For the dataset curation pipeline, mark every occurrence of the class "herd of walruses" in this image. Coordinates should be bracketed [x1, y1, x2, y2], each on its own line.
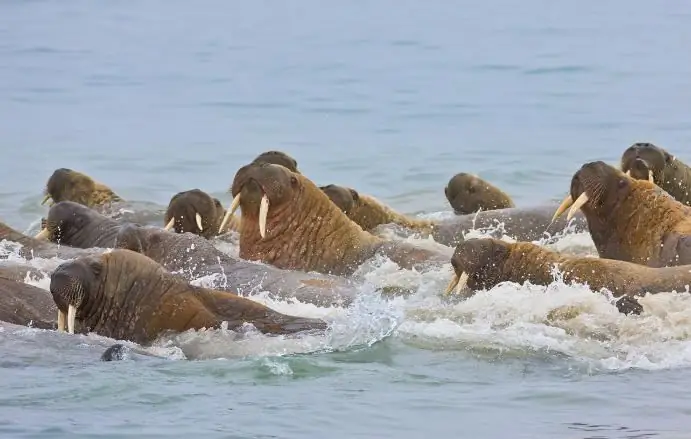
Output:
[2, 142, 691, 360]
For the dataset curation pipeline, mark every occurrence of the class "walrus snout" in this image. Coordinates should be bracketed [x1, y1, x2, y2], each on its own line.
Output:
[445, 238, 511, 296]
[50, 263, 90, 334]
[164, 189, 218, 238]
[320, 184, 358, 214]
[36, 201, 90, 242]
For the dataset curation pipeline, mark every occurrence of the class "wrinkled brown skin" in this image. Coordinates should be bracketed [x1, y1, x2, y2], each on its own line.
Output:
[44, 168, 122, 209]
[38, 204, 362, 306]
[0, 262, 46, 283]
[164, 189, 237, 238]
[620, 142, 691, 206]
[0, 219, 103, 261]
[320, 184, 435, 233]
[569, 161, 691, 267]
[430, 204, 588, 248]
[252, 150, 300, 173]
[49, 249, 328, 345]
[452, 238, 691, 315]
[444, 173, 515, 215]
[232, 163, 448, 276]
[0, 276, 57, 329]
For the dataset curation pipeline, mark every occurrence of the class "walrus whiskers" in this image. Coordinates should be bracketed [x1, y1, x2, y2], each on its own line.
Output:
[218, 193, 241, 233]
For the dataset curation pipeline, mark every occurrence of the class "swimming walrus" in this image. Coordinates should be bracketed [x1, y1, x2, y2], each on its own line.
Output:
[552, 160, 691, 267]
[445, 238, 691, 314]
[42, 168, 122, 209]
[620, 142, 691, 206]
[163, 189, 238, 238]
[33, 201, 365, 306]
[0, 276, 57, 329]
[444, 173, 515, 215]
[49, 249, 329, 345]
[0, 219, 104, 261]
[230, 163, 449, 276]
[319, 184, 435, 233]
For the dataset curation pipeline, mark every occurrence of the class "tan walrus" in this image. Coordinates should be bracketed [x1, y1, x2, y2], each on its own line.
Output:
[444, 238, 691, 314]
[620, 142, 691, 206]
[444, 173, 515, 215]
[41, 168, 122, 208]
[49, 249, 329, 345]
[319, 184, 435, 233]
[163, 189, 239, 238]
[226, 163, 448, 276]
[552, 160, 691, 267]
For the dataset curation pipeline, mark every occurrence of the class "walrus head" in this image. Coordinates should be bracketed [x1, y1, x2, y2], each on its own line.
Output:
[444, 238, 511, 295]
[620, 142, 674, 184]
[163, 189, 222, 239]
[319, 184, 359, 214]
[251, 150, 300, 174]
[49, 256, 102, 334]
[551, 161, 641, 223]
[43, 168, 120, 208]
[444, 173, 515, 215]
[226, 163, 303, 240]
[35, 201, 97, 244]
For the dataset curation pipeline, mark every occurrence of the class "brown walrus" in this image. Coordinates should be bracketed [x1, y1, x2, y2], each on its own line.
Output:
[0, 276, 57, 329]
[33, 201, 367, 307]
[445, 238, 691, 314]
[163, 189, 239, 239]
[42, 168, 122, 209]
[49, 249, 328, 345]
[319, 184, 435, 233]
[230, 163, 448, 276]
[552, 160, 691, 267]
[620, 142, 691, 206]
[444, 173, 515, 215]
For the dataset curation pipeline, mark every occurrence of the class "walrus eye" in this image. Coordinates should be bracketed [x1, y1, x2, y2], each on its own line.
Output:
[290, 176, 298, 186]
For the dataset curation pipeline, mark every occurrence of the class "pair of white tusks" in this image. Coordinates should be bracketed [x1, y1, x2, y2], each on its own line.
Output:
[57, 304, 77, 334]
[218, 193, 269, 238]
[552, 169, 654, 222]
[444, 271, 469, 296]
[164, 213, 204, 232]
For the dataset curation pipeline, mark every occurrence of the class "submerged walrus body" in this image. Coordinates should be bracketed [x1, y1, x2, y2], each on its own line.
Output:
[320, 184, 435, 233]
[553, 161, 691, 267]
[231, 163, 448, 276]
[49, 249, 328, 345]
[0, 276, 57, 329]
[35, 201, 363, 306]
[430, 204, 589, 248]
[445, 238, 691, 314]
[0, 219, 104, 261]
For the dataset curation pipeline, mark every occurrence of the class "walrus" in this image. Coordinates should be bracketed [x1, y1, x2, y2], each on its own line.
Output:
[49, 249, 328, 345]
[229, 163, 448, 276]
[33, 202, 366, 306]
[0, 276, 57, 329]
[552, 160, 691, 267]
[444, 173, 515, 215]
[163, 189, 239, 238]
[319, 184, 435, 233]
[42, 168, 122, 208]
[0, 219, 103, 261]
[445, 238, 691, 315]
[620, 142, 691, 206]
[430, 204, 589, 248]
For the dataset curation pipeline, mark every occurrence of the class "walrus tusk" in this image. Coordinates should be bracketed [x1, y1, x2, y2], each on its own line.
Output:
[34, 228, 50, 240]
[163, 218, 175, 231]
[444, 271, 469, 296]
[551, 195, 573, 222]
[259, 194, 269, 239]
[41, 194, 52, 206]
[57, 309, 66, 332]
[218, 193, 241, 234]
[648, 170, 654, 183]
[67, 304, 76, 334]
[567, 193, 589, 221]
[625, 170, 631, 177]
[195, 213, 204, 232]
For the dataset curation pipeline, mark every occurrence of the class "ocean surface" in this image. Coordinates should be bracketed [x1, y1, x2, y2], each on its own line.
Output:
[2, 0, 691, 438]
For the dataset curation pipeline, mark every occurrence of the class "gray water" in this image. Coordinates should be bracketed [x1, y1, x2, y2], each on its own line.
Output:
[2, 1, 691, 437]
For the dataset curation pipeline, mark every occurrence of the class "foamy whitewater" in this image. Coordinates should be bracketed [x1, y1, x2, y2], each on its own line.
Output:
[4, 211, 691, 376]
